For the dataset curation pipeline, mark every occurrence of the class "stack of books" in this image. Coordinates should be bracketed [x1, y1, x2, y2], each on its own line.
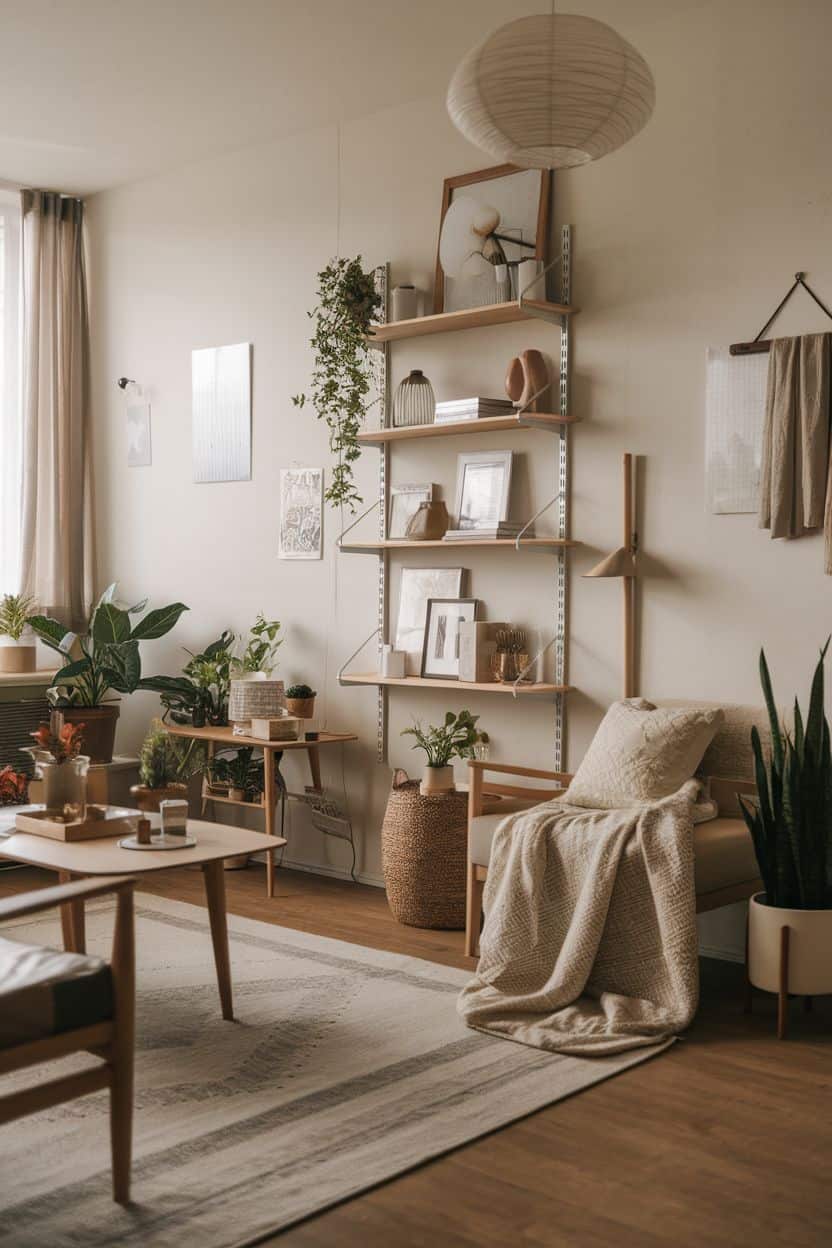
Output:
[434, 397, 515, 424]
[443, 522, 530, 542]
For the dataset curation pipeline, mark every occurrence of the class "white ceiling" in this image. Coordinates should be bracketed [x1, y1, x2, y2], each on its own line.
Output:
[0, 0, 548, 195]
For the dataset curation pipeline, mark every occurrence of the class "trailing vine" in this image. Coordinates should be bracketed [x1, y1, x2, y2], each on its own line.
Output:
[293, 256, 382, 511]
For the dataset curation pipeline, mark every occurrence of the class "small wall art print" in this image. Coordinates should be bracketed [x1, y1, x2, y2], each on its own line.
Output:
[279, 467, 323, 559]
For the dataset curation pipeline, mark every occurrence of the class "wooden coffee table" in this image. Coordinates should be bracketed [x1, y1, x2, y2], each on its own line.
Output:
[0, 820, 285, 1021]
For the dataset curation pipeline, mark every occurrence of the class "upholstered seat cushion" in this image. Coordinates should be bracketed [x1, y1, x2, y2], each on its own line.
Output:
[469, 807, 759, 895]
[0, 937, 113, 1050]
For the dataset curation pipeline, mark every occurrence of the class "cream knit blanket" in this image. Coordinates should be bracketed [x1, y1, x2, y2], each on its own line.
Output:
[458, 781, 701, 1056]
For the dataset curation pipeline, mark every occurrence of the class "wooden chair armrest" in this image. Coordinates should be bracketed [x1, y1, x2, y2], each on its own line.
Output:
[0, 876, 134, 924]
[467, 760, 573, 784]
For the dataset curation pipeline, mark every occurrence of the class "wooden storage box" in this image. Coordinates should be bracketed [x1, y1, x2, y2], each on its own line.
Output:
[249, 716, 301, 742]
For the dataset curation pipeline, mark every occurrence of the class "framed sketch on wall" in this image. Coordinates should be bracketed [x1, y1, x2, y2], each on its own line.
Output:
[435, 165, 550, 314]
[279, 467, 323, 559]
[394, 566, 465, 675]
[421, 598, 479, 680]
[192, 342, 252, 483]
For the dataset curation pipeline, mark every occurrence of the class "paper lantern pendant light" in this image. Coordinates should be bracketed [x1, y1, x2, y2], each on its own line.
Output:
[447, 13, 655, 170]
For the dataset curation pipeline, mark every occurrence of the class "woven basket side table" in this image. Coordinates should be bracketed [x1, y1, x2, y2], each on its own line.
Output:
[381, 773, 469, 929]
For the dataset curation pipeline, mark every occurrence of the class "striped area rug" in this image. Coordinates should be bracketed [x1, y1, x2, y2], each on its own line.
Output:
[0, 894, 662, 1246]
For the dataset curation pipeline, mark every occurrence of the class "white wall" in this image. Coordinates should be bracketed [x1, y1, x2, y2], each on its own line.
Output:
[87, 0, 832, 953]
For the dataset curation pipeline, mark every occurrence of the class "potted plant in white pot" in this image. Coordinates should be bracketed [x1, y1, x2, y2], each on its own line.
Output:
[0, 593, 37, 673]
[28, 583, 188, 763]
[402, 710, 488, 796]
[741, 642, 832, 1037]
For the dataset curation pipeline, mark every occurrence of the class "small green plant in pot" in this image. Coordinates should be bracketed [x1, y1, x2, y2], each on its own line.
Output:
[402, 710, 488, 797]
[217, 747, 265, 803]
[285, 684, 317, 719]
[130, 719, 206, 813]
[28, 583, 188, 762]
[740, 642, 832, 1036]
[0, 592, 37, 674]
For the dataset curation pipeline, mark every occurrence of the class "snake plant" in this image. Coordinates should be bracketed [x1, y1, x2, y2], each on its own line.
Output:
[740, 642, 832, 910]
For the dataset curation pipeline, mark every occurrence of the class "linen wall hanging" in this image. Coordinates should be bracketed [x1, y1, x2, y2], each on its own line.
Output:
[705, 346, 768, 514]
[192, 342, 252, 483]
[279, 467, 323, 559]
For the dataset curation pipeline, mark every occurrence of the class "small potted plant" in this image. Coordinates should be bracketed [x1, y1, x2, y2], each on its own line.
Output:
[0, 593, 37, 674]
[0, 765, 29, 806]
[26, 714, 89, 819]
[220, 747, 264, 803]
[130, 720, 206, 813]
[402, 710, 488, 796]
[285, 684, 317, 719]
[741, 642, 832, 1037]
[28, 583, 188, 762]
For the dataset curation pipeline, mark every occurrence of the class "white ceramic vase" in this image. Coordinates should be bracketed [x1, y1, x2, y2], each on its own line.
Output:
[748, 891, 832, 996]
[419, 765, 455, 797]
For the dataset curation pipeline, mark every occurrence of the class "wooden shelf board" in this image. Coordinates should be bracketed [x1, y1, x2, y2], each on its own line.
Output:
[339, 537, 577, 552]
[202, 790, 265, 809]
[357, 412, 578, 445]
[340, 674, 569, 695]
[367, 299, 573, 344]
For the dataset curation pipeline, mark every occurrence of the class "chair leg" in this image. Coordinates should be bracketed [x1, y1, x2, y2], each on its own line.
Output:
[110, 890, 135, 1204]
[465, 863, 485, 959]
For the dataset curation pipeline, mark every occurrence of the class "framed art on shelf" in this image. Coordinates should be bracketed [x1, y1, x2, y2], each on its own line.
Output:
[389, 483, 434, 539]
[394, 567, 465, 676]
[421, 598, 480, 680]
[453, 450, 513, 530]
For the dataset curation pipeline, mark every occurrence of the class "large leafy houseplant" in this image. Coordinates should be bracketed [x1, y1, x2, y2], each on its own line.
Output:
[28, 584, 188, 708]
[402, 710, 488, 766]
[740, 643, 832, 910]
[151, 616, 281, 726]
[292, 256, 382, 511]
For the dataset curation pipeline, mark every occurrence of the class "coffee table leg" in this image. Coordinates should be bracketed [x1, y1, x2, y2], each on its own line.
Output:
[263, 748, 276, 899]
[202, 860, 234, 1021]
[58, 870, 86, 954]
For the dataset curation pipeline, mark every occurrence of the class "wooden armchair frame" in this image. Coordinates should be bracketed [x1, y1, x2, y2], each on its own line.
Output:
[466, 762, 762, 958]
[0, 876, 135, 1204]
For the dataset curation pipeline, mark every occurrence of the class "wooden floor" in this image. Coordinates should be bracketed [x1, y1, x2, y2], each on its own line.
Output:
[2, 861, 831, 1247]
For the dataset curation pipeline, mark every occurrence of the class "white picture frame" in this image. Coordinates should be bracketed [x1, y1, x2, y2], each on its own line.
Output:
[389, 483, 434, 539]
[421, 598, 480, 680]
[192, 341, 252, 483]
[453, 451, 513, 530]
[394, 566, 465, 676]
[279, 467, 323, 559]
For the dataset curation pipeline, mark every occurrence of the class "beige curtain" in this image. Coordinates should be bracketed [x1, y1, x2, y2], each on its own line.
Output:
[19, 190, 94, 628]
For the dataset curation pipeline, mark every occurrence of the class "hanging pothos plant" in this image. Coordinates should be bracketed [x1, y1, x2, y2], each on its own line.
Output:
[293, 256, 382, 512]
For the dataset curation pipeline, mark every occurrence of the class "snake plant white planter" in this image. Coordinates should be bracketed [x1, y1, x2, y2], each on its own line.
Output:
[748, 892, 832, 1037]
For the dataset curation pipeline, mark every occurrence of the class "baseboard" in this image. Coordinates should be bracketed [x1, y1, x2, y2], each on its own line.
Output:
[249, 850, 384, 889]
[698, 942, 744, 965]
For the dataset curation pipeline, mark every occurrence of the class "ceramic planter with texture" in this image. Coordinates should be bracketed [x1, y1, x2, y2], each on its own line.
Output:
[286, 696, 316, 719]
[0, 641, 37, 673]
[419, 764, 455, 797]
[748, 892, 832, 996]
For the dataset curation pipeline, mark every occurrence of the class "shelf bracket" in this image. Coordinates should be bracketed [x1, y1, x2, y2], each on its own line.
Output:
[337, 498, 381, 551]
[512, 633, 564, 697]
[338, 627, 381, 687]
[518, 251, 568, 326]
[514, 490, 564, 551]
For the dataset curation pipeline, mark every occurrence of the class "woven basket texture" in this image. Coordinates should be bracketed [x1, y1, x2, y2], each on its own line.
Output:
[381, 778, 469, 929]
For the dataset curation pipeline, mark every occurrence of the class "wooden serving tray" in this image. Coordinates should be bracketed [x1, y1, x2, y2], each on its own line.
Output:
[14, 805, 140, 842]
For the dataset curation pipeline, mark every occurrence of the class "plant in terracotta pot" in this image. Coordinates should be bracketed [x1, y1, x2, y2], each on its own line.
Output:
[285, 684, 317, 719]
[130, 720, 206, 813]
[740, 642, 832, 1037]
[402, 710, 488, 797]
[0, 592, 37, 674]
[28, 584, 189, 763]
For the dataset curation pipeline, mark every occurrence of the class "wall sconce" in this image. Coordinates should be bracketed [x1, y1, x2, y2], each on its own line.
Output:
[583, 452, 639, 698]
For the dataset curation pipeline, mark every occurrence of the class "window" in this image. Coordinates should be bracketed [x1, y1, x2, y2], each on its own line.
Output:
[0, 188, 22, 594]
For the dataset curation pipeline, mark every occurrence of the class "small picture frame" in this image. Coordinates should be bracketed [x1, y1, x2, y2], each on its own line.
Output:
[395, 566, 465, 675]
[421, 598, 480, 680]
[389, 483, 434, 539]
[454, 451, 513, 530]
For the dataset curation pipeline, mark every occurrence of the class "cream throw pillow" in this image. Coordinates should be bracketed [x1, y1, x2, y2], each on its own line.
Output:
[564, 698, 725, 810]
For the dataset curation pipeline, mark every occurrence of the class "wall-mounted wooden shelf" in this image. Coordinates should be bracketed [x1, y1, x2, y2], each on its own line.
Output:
[357, 412, 578, 445]
[367, 299, 573, 344]
[340, 673, 569, 695]
[338, 537, 577, 553]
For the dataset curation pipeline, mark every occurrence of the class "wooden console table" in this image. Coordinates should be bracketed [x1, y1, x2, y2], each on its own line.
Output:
[166, 725, 358, 897]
